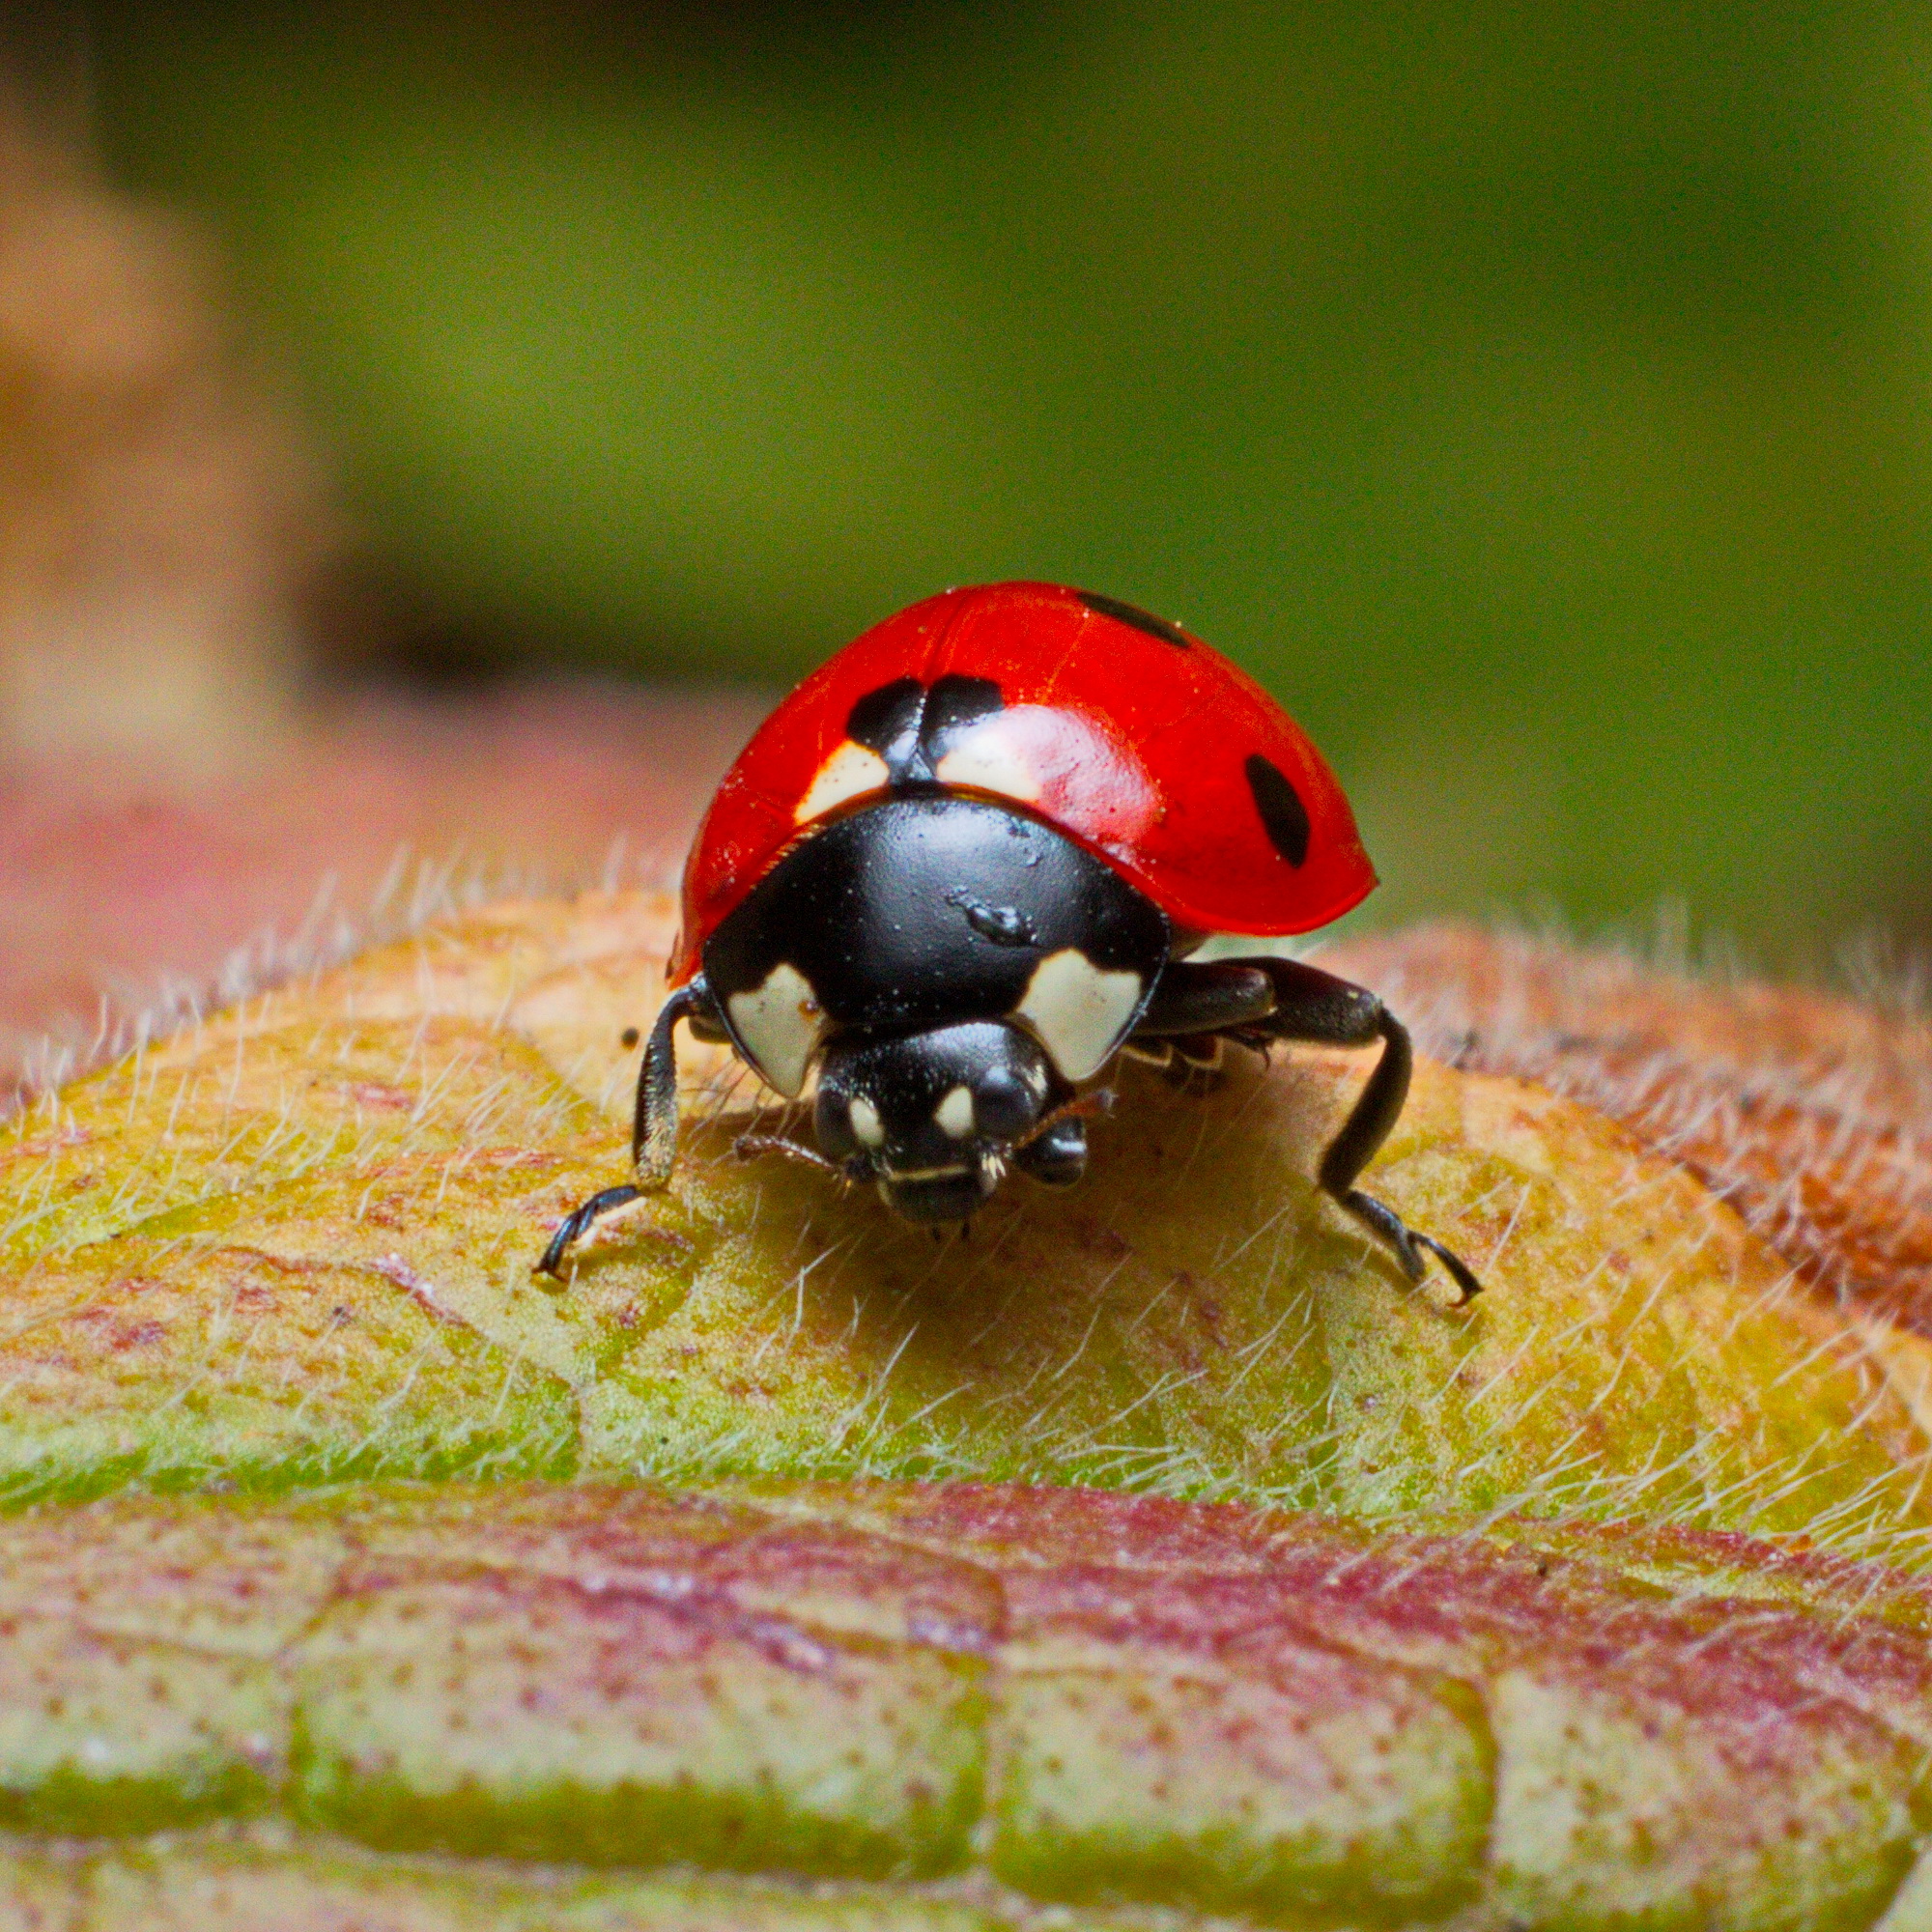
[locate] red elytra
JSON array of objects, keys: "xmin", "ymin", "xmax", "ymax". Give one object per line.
[{"xmin": 668, "ymin": 582, "xmax": 1376, "ymax": 985}]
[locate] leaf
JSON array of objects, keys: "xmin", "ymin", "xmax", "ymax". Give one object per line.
[
  {"xmin": 4, "ymin": 895, "xmax": 1932, "ymax": 1927},
  {"xmin": 0, "ymin": 1485, "xmax": 1924, "ymax": 1927}
]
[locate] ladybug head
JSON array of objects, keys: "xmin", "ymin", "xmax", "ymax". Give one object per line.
[{"xmin": 813, "ymin": 1020, "xmax": 1065, "ymax": 1223}]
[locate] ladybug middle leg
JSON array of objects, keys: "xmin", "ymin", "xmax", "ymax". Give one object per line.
[
  {"xmin": 1134, "ymin": 958, "xmax": 1481, "ymax": 1305},
  {"xmin": 534, "ymin": 976, "xmax": 722, "ymax": 1281}
]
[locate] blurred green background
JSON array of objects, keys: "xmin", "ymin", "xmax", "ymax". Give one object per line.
[{"xmin": 85, "ymin": 0, "xmax": 1932, "ymax": 951}]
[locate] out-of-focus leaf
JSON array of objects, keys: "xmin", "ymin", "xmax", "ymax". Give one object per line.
[{"xmin": 0, "ymin": 1483, "xmax": 1922, "ymax": 1924}]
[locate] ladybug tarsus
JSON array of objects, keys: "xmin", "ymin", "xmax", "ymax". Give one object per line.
[
  {"xmin": 1412, "ymin": 1232, "xmax": 1484, "ymax": 1307},
  {"xmin": 534, "ymin": 1182, "xmax": 643, "ymax": 1285}
]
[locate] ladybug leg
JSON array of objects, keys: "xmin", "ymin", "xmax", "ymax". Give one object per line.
[
  {"xmin": 1133, "ymin": 961, "xmax": 1277, "ymax": 1037},
  {"xmin": 631, "ymin": 978, "xmax": 715, "ymax": 1187},
  {"xmin": 534, "ymin": 1184, "xmax": 644, "ymax": 1282},
  {"xmin": 533, "ymin": 978, "xmax": 717, "ymax": 1282},
  {"xmin": 731, "ymin": 1132, "xmax": 848, "ymax": 1179},
  {"xmin": 1131, "ymin": 963, "xmax": 1273, "ymax": 1088},
  {"xmin": 1242, "ymin": 960, "xmax": 1481, "ymax": 1305}
]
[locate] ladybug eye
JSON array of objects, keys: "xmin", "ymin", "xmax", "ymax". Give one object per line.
[
  {"xmin": 974, "ymin": 1065, "xmax": 1037, "ymax": 1141},
  {"xmin": 814, "ymin": 1087, "xmax": 884, "ymax": 1160},
  {"xmin": 813, "ymin": 1092, "xmax": 855, "ymax": 1159}
]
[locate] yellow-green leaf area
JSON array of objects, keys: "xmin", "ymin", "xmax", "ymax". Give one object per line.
[{"xmin": 4, "ymin": 892, "xmax": 1928, "ymax": 1549}]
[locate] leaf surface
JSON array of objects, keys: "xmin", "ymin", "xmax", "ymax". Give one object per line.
[{"xmin": 4, "ymin": 896, "xmax": 1932, "ymax": 1928}]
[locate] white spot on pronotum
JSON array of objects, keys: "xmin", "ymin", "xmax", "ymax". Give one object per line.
[
  {"xmin": 1017, "ymin": 950, "xmax": 1146, "ymax": 1082},
  {"xmin": 935, "ymin": 1085, "xmax": 976, "ymax": 1138},
  {"xmin": 725, "ymin": 962, "xmax": 824, "ymax": 1097},
  {"xmin": 849, "ymin": 1095, "xmax": 885, "ymax": 1148},
  {"xmin": 794, "ymin": 741, "xmax": 892, "ymax": 824}
]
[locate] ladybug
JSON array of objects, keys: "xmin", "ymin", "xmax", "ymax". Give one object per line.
[{"xmin": 538, "ymin": 582, "xmax": 1479, "ymax": 1303}]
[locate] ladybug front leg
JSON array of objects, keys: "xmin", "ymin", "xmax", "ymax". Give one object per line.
[
  {"xmin": 631, "ymin": 978, "xmax": 718, "ymax": 1187},
  {"xmin": 1130, "ymin": 961, "xmax": 1277, "ymax": 1088},
  {"xmin": 534, "ymin": 977, "xmax": 716, "ymax": 1282},
  {"xmin": 1140, "ymin": 958, "xmax": 1481, "ymax": 1305},
  {"xmin": 535, "ymin": 1183, "xmax": 646, "ymax": 1282}
]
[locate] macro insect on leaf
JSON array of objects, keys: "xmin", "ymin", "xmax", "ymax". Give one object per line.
[{"xmin": 538, "ymin": 581, "xmax": 1479, "ymax": 1304}]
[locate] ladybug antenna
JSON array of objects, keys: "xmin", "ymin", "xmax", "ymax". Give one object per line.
[
  {"xmin": 1010, "ymin": 1087, "xmax": 1113, "ymax": 1154},
  {"xmin": 732, "ymin": 1134, "xmax": 848, "ymax": 1182}
]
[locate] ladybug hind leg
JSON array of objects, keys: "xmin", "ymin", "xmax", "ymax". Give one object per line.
[
  {"xmin": 1133, "ymin": 958, "xmax": 1482, "ymax": 1306},
  {"xmin": 535, "ymin": 977, "xmax": 718, "ymax": 1283}
]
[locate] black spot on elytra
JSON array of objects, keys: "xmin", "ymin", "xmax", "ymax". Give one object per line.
[
  {"xmin": 1245, "ymin": 753, "xmax": 1310, "ymax": 867},
  {"xmin": 844, "ymin": 674, "xmax": 1005, "ymax": 787},
  {"xmin": 1075, "ymin": 589, "xmax": 1192, "ymax": 648}
]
